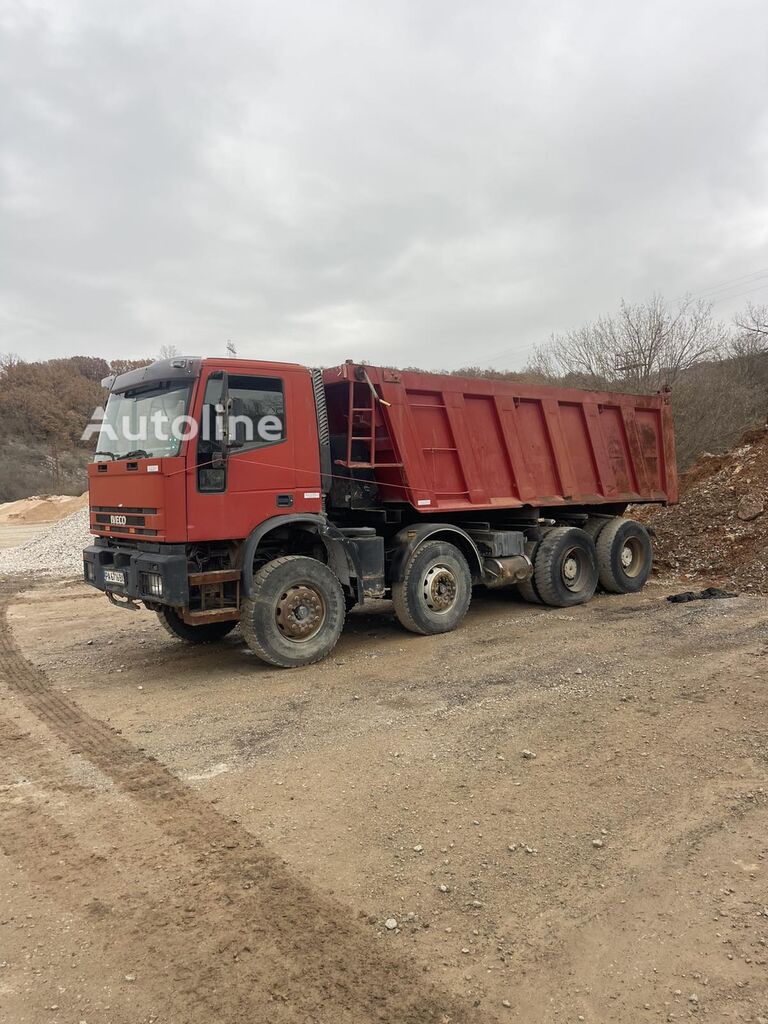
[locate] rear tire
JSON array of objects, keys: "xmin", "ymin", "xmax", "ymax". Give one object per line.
[
  {"xmin": 516, "ymin": 574, "xmax": 541, "ymax": 604},
  {"xmin": 156, "ymin": 607, "xmax": 237, "ymax": 644},
  {"xmin": 241, "ymin": 555, "xmax": 345, "ymax": 668},
  {"xmin": 583, "ymin": 516, "xmax": 611, "ymax": 542},
  {"xmin": 392, "ymin": 540, "xmax": 472, "ymax": 635},
  {"xmin": 595, "ymin": 517, "xmax": 653, "ymax": 594},
  {"xmin": 516, "ymin": 526, "xmax": 554, "ymax": 604},
  {"xmin": 532, "ymin": 527, "xmax": 598, "ymax": 607}
]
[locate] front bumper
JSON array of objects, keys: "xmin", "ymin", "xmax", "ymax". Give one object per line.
[{"xmin": 83, "ymin": 542, "xmax": 189, "ymax": 607}]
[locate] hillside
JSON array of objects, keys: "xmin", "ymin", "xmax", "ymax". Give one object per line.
[{"xmin": 0, "ymin": 356, "xmax": 146, "ymax": 502}]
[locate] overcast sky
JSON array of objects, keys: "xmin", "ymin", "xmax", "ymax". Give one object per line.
[{"xmin": 1, "ymin": 1, "xmax": 767, "ymax": 371}]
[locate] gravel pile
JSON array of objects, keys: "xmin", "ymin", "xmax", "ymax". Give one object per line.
[
  {"xmin": 636, "ymin": 425, "xmax": 768, "ymax": 593},
  {"xmin": 0, "ymin": 507, "xmax": 91, "ymax": 578}
]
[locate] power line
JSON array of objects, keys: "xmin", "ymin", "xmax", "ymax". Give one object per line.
[
  {"xmin": 671, "ymin": 268, "xmax": 768, "ymax": 306},
  {"xmin": 481, "ymin": 339, "xmax": 539, "ymax": 368},
  {"xmin": 710, "ymin": 280, "xmax": 768, "ymax": 306}
]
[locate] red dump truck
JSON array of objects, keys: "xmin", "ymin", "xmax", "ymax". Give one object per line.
[{"xmin": 83, "ymin": 358, "xmax": 677, "ymax": 667}]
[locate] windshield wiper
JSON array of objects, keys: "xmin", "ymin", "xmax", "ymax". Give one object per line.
[
  {"xmin": 95, "ymin": 450, "xmax": 117, "ymax": 461},
  {"xmin": 120, "ymin": 449, "xmax": 150, "ymax": 460}
]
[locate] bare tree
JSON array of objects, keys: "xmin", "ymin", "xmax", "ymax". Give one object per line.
[
  {"xmin": 728, "ymin": 302, "xmax": 768, "ymax": 391},
  {"xmin": 0, "ymin": 352, "xmax": 22, "ymax": 371},
  {"xmin": 527, "ymin": 295, "xmax": 726, "ymax": 392},
  {"xmin": 734, "ymin": 302, "xmax": 768, "ymax": 339},
  {"xmin": 159, "ymin": 344, "xmax": 179, "ymax": 359}
]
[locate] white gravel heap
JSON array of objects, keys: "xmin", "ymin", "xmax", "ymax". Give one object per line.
[{"xmin": 0, "ymin": 507, "xmax": 92, "ymax": 578}]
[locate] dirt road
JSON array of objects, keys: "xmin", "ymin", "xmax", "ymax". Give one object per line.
[
  {"xmin": 1, "ymin": 578, "xmax": 767, "ymax": 1023},
  {"xmin": 0, "ymin": 524, "xmax": 46, "ymax": 550}
]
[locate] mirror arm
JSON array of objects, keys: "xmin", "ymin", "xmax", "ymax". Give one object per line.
[{"xmin": 211, "ymin": 371, "xmax": 230, "ymax": 468}]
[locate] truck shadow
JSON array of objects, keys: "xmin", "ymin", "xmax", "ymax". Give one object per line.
[
  {"xmin": 157, "ymin": 587, "xmax": 545, "ymax": 676},
  {"xmin": 139, "ymin": 584, "xmax": 584, "ymax": 684}
]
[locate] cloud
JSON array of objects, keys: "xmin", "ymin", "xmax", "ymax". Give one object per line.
[{"xmin": 1, "ymin": 0, "xmax": 767, "ymax": 369}]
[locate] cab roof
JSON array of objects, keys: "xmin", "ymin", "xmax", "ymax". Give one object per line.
[{"xmin": 103, "ymin": 356, "xmax": 309, "ymax": 393}]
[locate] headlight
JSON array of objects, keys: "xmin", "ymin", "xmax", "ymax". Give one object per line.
[{"xmin": 141, "ymin": 572, "xmax": 163, "ymax": 597}]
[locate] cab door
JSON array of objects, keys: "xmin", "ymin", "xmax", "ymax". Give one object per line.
[{"xmin": 186, "ymin": 368, "xmax": 295, "ymax": 543}]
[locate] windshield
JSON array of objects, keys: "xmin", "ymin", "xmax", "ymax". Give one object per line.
[{"xmin": 95, "ymin": 381, "xmax": 192, "ymax": 461}]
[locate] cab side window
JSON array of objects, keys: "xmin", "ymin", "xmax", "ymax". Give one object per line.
[
  {"xmin": 196, "ymin": 374, "xmax": 286, "ymax": 493},
  {"xmin": 228, "ymin": 375, "xmax": 286, "ymax": 449}
]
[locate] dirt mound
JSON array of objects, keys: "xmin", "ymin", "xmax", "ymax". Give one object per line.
[
  {"xmin": 637, "ymin": 426, "xmax": 768, "ymax": 592},
  {"xmin": 0, "ymin": 493, "xmax": 87, "ymax": 525}
]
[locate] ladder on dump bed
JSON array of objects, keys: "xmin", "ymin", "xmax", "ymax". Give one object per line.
[{"xmin": 338, "ymin": 375, "xmax": 403, "ymax": 470}]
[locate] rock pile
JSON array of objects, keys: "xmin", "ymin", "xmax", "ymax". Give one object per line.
[
  {"xmin": 637, "ymin": 426, "xmax": 768, "ymax": 593},
  {"xmin": 0, "ymin": 507, "xmax": 91, "ymax": 578}
]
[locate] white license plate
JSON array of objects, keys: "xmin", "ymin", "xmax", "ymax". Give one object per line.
[{"xmin": 104, "ymin": 569, "xmax": 125, "ymax": 585}]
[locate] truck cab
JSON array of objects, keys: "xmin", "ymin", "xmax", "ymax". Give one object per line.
[{"xmin": 85, "ymin": 356, "xmax": 386, "ymax": 665}]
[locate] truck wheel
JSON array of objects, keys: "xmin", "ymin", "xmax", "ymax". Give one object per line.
[
  {"xmin": 516, "ymin": 574, "xmax": 541, "ymax": 603},
  {"xmin": 392, "ymin": 540, "xmax": 472, "ymax": 635},
  {"xmin": 583, "ymin": 516, "xmax": 610, "ymax": 542},
  {"xmin": 516, "ymin": 526, "xmax": 554, "ymax": 604},
  {"xmin": 156, "ymin": 607, "xmax": 237, "ymax": 644},
  {"xmin": 241, "ymin": 555, "xmax": 345, "ymax": 668},
  {"xmin": 595, "ymin": 517, "xmax": 653, "ymax": 594},
  {"xmin": 533, "ymin": 527, "xmax": 598, "ymax": 607}
]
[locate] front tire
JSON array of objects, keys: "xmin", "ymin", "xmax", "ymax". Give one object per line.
[
  {"xmin": 532, "ymin": 527, "xmax": 598, "ymax": 607},
  {"xmin": 392, "ymin": 540, "xmax": 472, "ymax": 635},
  {"xmin": 241, "ymin": 555, "xmax": 346, "ymax": 668},
  {"xmin": 595, "ymin": 517, "xmax": 653, "ymax": 594},
  {"xmin": 156, "ymin": 607, "xmax": 237, "ymax": 644}
]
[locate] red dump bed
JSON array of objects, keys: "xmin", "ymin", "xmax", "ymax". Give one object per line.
[{"xmin": 323, "ymin": 362, "xmax": 678, "ymax": 512}]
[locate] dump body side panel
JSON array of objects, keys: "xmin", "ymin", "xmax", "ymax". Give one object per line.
[{"xmin": 323, "ymin": 364, "xmax": 678, "ymax": 511}]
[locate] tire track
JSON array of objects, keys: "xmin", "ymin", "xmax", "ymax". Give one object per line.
[{"xmin": 0, "ymin": 583, "xmax": 479, "ymax": 1024}]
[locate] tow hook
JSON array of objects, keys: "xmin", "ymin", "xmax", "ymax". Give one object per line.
[{"xmin": 106, "ymin": 591, "xmax": 140, "ymax": 611}]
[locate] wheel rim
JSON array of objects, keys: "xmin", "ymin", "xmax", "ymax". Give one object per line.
[
  {"xmin": 422, "ymin": 563, "xmax": 458, "ymax": 613},
  {"xmin": 619, "ymin": 537, "xmax": 644, "ymax": 578},
  {"xmin": 560, "ymin": 546, "xmax": 590, "ymax": 592},
  {"xmin": 275, "ymin": 583, "xmax": 326, "ymax": 642}
]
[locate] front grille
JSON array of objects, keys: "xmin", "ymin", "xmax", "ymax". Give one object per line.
[
  {"xmin": 90, "ymin": 504, "xmax": 160, "ymax": 538},
  {"xmin": 94, "ymin": 513, "xmax": 148, "ymax": 527}
]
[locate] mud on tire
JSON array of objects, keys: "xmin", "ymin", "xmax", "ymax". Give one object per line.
[
  {"xmin": 241, "ymin": 555, "xmax": 346, "ymax": 668},
  {"xmin": 156, "ymin": 606, "xmax": 237, "ymax": 644}
]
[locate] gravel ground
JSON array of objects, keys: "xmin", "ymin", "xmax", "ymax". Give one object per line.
[
  {"xmin": 2, "ymin": 579, "xmax": 767, "ymax": 1023},
  {"xmin": 0, "ymin": 507, "xmax": 90, "ymax": 576}
]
